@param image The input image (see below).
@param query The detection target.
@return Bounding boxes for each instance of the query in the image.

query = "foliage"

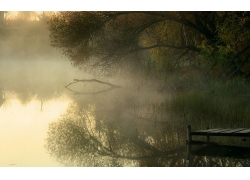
[199,12,250,79]
[48,12,200,76]
[48,12,250,79]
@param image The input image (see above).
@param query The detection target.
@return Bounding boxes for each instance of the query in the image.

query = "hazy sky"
[5,11,44,21]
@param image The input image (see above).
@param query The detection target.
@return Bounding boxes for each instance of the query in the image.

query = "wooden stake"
[186,125,192,161]
[187,125,192,144]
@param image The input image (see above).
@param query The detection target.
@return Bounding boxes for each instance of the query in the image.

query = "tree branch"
[227,54,250,79]
[65,79,121,95]
[131,44,200,53]
[217,44,250,79]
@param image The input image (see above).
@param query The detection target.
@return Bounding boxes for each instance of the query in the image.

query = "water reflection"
[0,89,5,107]
[1,58,250,166]
[0,58,89,166]
[45,92,187,166]
[0,99,69,166]
[45,89,250,167]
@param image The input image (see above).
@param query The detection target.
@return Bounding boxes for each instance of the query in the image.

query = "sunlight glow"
[5,11,46,21]
[0,97,71,166]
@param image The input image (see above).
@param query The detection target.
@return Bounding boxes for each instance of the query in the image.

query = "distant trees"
[0,11,59,60]
[0,11,7,28]
[16,11,38,21]
[49,12,250,79]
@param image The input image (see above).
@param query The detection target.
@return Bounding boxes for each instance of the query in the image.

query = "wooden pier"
[186,125,250,162]
[187,125,250,144]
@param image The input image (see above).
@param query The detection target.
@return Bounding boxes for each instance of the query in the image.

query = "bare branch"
[130,44,200,53]
[65,79,121,95]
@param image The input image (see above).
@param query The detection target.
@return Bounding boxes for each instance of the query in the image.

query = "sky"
[4,11,44,20]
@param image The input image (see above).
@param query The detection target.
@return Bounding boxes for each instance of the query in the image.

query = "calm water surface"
[0,58,88,166]
[1,58,250,167]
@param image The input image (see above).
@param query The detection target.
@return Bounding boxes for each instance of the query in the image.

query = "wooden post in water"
[187,125,192,143]
[186,125,192,162]
[186,143,191,162]
[206,126,210,143]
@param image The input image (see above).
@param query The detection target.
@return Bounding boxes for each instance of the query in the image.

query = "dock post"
[187,125,192,143]
[186,125,192,162]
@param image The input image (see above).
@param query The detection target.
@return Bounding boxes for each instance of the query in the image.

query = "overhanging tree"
[49,11,250,79]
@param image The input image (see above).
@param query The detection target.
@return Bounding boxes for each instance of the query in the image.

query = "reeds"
[168,77,250,144]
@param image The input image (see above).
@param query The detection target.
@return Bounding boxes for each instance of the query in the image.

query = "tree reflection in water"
[45,96,250,167]
[45,94,187,167]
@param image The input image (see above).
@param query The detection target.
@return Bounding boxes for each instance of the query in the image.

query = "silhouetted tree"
[49,12,250,79]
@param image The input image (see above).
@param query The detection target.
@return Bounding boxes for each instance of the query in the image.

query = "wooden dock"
[187,125,250,144]
[186,125,250,162]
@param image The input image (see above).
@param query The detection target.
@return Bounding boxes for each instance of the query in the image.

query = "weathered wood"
[235,129,250,134]
[191,128,250,137]
[186,125,192,162]
[187,125,192,143]
[193,132,250,137]
[207,129,232,133]
[219,128,247,133]
[186,126,250,162]
[195,128,221,133]
[215,129,233,133]
[186,142,191,161]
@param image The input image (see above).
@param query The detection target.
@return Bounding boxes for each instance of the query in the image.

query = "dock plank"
[216,129,233,133]
[191,128,250,136]
[195,129,221,133]
[219,128,247,133]
[206,129,233,133]
[235,129,250,134]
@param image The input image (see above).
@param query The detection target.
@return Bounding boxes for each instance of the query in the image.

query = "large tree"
[49,12,250,78]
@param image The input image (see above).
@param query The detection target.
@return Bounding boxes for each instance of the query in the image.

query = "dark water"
[0,58,250,167]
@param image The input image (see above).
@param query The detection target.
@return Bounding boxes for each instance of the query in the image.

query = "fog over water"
[1,56,249,167]
[0,57,90,166]
[0,55,169,166]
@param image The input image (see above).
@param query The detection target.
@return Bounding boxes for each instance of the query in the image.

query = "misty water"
[0,58,75,166]
[1,57,250,167]
[0,53,168,165]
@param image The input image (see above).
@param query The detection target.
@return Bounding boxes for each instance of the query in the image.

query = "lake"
[1,58,250,167]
